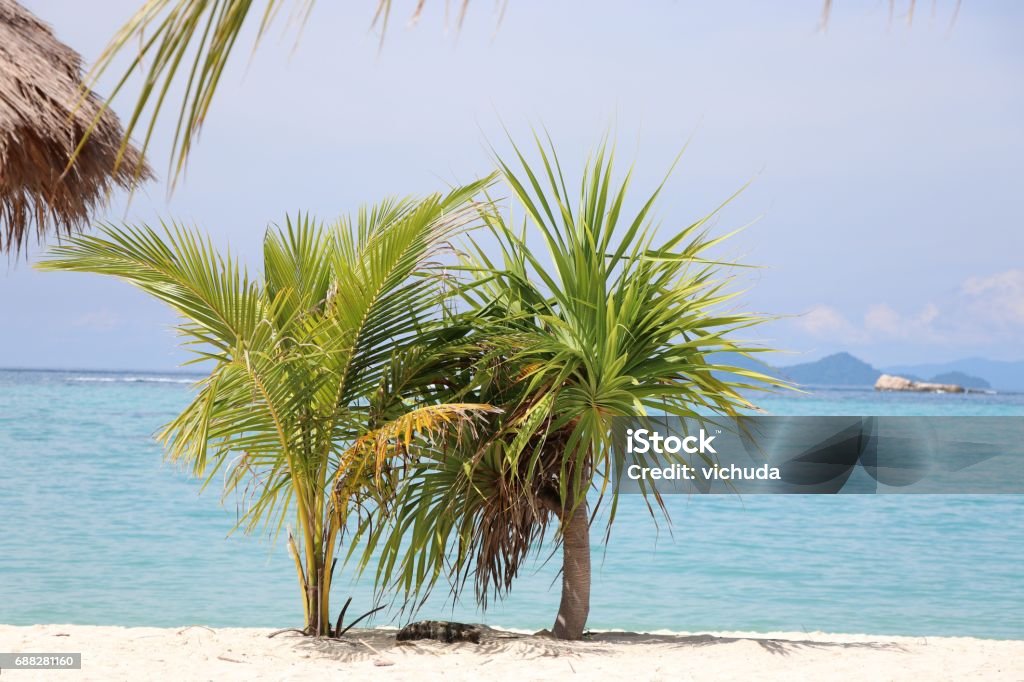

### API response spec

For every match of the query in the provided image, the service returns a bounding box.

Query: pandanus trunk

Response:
[551,500,591,639]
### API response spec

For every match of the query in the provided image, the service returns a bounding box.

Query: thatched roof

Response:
[0,0,151,255]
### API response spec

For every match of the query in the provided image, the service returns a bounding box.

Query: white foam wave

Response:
[68,376,195,384]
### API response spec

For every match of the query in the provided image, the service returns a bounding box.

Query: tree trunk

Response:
[302,557,333,636]
[288,525,335,637]
[303,584,333,635]
[551,500,591,639]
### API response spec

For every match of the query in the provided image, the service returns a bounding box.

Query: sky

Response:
[2,0,1022,371]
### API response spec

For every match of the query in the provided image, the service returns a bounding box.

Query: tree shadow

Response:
[588,631,905,657]
[285,625,905,662]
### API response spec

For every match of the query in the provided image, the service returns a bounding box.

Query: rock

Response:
[395,621,482,644]
[874,374,965,393]
[875,374,913,391]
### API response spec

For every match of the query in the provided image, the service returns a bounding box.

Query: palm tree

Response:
[362,135,783,640]
[35,178,497,636]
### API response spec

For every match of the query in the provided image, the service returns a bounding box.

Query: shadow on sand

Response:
[291,626,905,662]
[586,631,904,656]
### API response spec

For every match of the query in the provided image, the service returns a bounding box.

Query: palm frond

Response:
[35,179,495,634]
[79,0,499,185]
[365,134,789,615]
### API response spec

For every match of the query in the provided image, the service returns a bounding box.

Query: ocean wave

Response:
[68,376,195,384]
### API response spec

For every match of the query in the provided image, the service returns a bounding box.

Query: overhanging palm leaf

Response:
[78,0,480,185]
[35,176,496,635]
[80,1,894,185]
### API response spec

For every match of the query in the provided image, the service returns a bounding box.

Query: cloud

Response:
[792,270,1023,352]
[795,305,868,343]
[961,269,1024,327]
[863,304,902,337]
[864,302,941,340]
[71,310,123,331]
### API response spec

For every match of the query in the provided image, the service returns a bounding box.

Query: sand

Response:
[0,624,1020,681]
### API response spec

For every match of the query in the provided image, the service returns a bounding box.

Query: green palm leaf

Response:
[35,177,496,635]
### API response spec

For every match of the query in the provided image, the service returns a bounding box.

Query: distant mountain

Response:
[777,352,880,386]
[928,371,991,390]
[885,358,1024,392]
[712,351,1005,391]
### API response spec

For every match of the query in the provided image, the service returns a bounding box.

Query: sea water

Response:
[1,369,1021,638]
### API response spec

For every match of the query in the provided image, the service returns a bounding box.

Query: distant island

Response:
[926,371,992,390]
[775,352,992,390]
[779,352,882,386]
[722,351,1023,391]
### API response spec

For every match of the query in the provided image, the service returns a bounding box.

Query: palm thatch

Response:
[0,0,151,255]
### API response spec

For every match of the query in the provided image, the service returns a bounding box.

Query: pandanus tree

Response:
[36,179,496,636]
[364,137,779,639]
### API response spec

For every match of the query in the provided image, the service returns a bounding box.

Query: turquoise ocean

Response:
[1,369,1022,639]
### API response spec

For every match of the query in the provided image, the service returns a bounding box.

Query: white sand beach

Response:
[1,624,1020,681]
